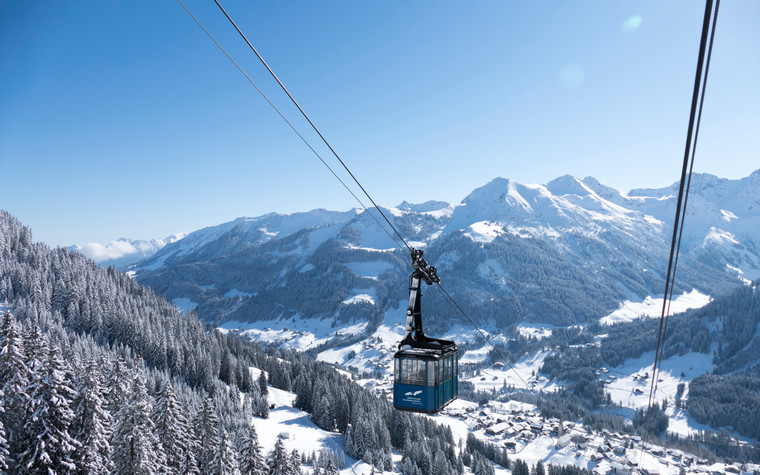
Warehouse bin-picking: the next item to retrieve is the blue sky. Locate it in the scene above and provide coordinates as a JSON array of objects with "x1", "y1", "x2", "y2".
[{"x1": 1, "y1": 1, "x2": 758, "y2": 247}]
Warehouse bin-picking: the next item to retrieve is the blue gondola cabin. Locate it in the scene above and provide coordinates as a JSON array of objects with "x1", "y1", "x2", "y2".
[{"x1": 393, "y1": 342, "x2": 458, "y2": 413}]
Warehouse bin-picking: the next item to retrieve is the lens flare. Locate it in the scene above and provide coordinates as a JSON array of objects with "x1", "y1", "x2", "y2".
[{"x1": 622, "y1": 15, "x2": 643, "y2": 33}]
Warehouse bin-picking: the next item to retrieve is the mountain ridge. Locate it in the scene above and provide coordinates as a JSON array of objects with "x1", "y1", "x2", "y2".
[{"x1": 129, "y1": 170, "x2": 758, "y2": 335}]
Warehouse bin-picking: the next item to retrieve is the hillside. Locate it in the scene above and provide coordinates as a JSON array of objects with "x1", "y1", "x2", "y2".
[
  {"x1": 0, "y1": 211, "x2": 474, "y2": 474},
  {"x1": 7, "y1": 211, "x2": 625, "y2": 474},
  {"x1": 4, "y1": 210, "x2": 758, "y2": 473}
]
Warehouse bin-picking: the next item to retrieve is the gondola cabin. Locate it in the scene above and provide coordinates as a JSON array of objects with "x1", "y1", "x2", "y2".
[
  {"x1": 393, "y1": 249, "x2": 458, "y2": 413},
  {"x1": 394, "y1": 343, "x2": 458, "y2": 413}
]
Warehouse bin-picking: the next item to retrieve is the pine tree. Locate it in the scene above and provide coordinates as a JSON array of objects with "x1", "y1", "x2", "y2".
[
  {"x1": 323, "y1": 457, "x2": 338, "y2": 475},
  {"x1": 239, "y1": 424, "x2": 267, "y2": 475},
  {"x1": 254, "y1": 392, "x2": 270, "y2": 419},
  {"x1": 258, "y1": 370, "x2": 268, "y2": 395},
  {"x1": 21, "y1": 344, "x2": 81, "y2": 474},
  {"x1": 23, "y1": 325, "x2": 46, "y2": 377},
  {"x1": 293, "y1": 374, "x2": 312, "y2": 413},
  {"x1": 0, "y1": 388, "x2": 9, "y2": 473},
  {"x1": 314, "y1": 395, "x2": 334, "y2": 431},
  {"x1": 151, "y1": 381, "x2": 190, "y2": 470},
  {"x1": 194, "y1": 395, "x2": 220, "y2": 473},
  {"x1": 268, "y1": 438, "x2": 290, "y2": 475},
  {"x1": 511, "y1": 459, "x2": 529, "y2": 475},
  {"x1": 289, "y1": 448, "x2": 301, "y2": 474},
  {"x1": 104, "y1": 356, "x2": 131, "y2": 415},
  {"x1": 0, "y1": 311, "x2": 31, "y2": 458},
  {"x1": 179, "y1": 448, "x2": 202, "y2": 475},
  {"x1": 210, "y1": 427, "x2": 241, "y2": 475},
  {"x1": 219, "y1": 350, "x2": 233, "y2": 385},
  {"x1": 334, "y1": 391, "x2": 350, "y2": 433},
  {"x1": 72, "y1": 358, "x2": 112, "y2": 474},
  {"x1": 111, "y1": 366, "x2": 166, "y2": 474}
]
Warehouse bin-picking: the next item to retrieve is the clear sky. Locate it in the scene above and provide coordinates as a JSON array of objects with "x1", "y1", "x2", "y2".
[{"x1": 1, "y1": 1, "x2": 758, "y2": 247}]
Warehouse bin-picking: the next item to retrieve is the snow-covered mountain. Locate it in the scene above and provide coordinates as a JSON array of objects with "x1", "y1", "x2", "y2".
[
  {"x1": 132, "y1": 170, "x2": 758, "y2": 339},
  {"x1": 586, "y1": 170, "x2": 760, "y2": 282},
  {"x1": 69, "y1": 233, "x2": 187, "y2": 269}
]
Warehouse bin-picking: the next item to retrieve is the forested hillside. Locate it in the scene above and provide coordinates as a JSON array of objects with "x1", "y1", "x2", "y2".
[
  {"x1": 539, "y1": 281, "x2": 760, "y2": 443},
  {"x1": 0, "y1": 210, "x2": 433, "y2": 473},
  {"x1": 1, "y1": 211, "x2": 596, "y2": 474}
]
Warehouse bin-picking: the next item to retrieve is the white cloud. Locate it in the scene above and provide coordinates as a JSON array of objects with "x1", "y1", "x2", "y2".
[
  {"x1": 80, "y1": 240, "x2": 139, "y2": 262},
  {"x1": 622, "y1": 15, "x2": 643, "y2": 34}
]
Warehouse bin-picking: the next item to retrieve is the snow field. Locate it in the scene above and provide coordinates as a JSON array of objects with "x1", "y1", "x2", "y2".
[
  {"x1": 219, "y1": 317, "x2": 367, "y2": 351},
  {"x1": 464, "y1": 349, "x2": 551, "y2": 393},
  {"x1": 600, "y1": 290, "x2": 711, "y2": 325},
  {"x1": 247, "y1": 367, "x2": 400, "y2": 474},
  {"x1": 318, "y1": 303, "x2": 406, "y2": 376}
]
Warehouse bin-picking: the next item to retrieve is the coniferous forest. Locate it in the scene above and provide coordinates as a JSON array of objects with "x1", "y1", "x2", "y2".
[{"x1": 0, "y1": 210, "x2": 598, "y2": 474}]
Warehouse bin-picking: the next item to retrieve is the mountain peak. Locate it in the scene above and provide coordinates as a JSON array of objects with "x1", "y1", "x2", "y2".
[
  {"x1": 461, "y1": 177, "x2": 512, "y2": 205},
  {"x1": 545, "y1": 175, "x2": 589, "y2": 197}
]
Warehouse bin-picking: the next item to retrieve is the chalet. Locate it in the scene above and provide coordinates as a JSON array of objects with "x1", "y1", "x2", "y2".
[
  {"x1": 467, "y1": 421, "x2": 483, "y2": 431},
  {"x1": 486, "y1": 422, "x2": 509, "y2": 436}
]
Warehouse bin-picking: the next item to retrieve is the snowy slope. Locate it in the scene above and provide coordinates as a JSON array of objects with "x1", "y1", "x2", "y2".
[
  {"x1": 599, "y1": 290, "x2": 711, "y2": 325},
  {"x1": 596, "y1": 170, "x2": 760, "y2": 281},
  {"x1": 249, "y1": 368, "x2": 370, "y2": 474}
]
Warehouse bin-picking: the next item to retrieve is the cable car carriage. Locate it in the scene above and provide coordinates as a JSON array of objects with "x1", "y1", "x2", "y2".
[{"x1": 394, "y1": 249, "x2": 458, "y2": 413}]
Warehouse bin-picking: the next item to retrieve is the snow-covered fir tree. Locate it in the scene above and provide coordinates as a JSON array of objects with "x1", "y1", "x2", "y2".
[
  {"x1": 20, "y1": 343, "x2": 81, "y2": 473},
  {"x1": 322, "y1": 458, "x2": 338, "y2": 475},
  {"x1": 268, "y1": 438, "x2": 292, "y2": 475},
  {"x1": 151, "y1": 381, "x2": 190, "y2": 471},
  {"x1": 179, "y1": 448, "x2": 202, "y2": 475},
  {"x1": 0, "y1": 311, "x2": 31, "y2": 459},
  {"x1": 238, "y1": 423, "x2": 267, "y2": 475},
  {"x1": 257, "y1": 370, "x2": 268, "y2": 395},
  {"x1": 104, "y1": 356, "x2": 131, "y2": 415},
  {"x1": 289, "y1": 448, "x2": 301, "y2": 474},
  {"x1": 111, "y1": 363, "x2": 167, "y2": 474},
  {"x1": 71, "y1": 357, "x2": 112, "y2": 474},
  {"x1": 194, "y1": 394, "x2": 220, "y2": 473},
  {"x1": 210, "y1": 427, "x2": 241, "y2": 475},
  {"x1": 0, "y1": 388, "x2": 10, "y2": 473}
]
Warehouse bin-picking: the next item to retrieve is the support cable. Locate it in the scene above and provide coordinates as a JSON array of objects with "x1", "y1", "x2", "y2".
[
  {"x1": 435, "y1": 282, "x2": 531, "y2": 390},
  {"x1": 212, "y1": 0, "x2": 414, "y2": 254},
  {"x1": 652, "y1": 0, "x2": 720, "y2": 402},
  {"x1": 176, "y1": 0, "x2": 407, "y2": 253},
  {"x1": 647, "y1": 0, "x2": 719, "y2": 408}
]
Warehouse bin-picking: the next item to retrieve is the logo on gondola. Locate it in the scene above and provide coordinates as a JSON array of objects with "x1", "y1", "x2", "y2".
[{"x1": 404, "y1": 390, "x2": 423, "y2": 396}]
